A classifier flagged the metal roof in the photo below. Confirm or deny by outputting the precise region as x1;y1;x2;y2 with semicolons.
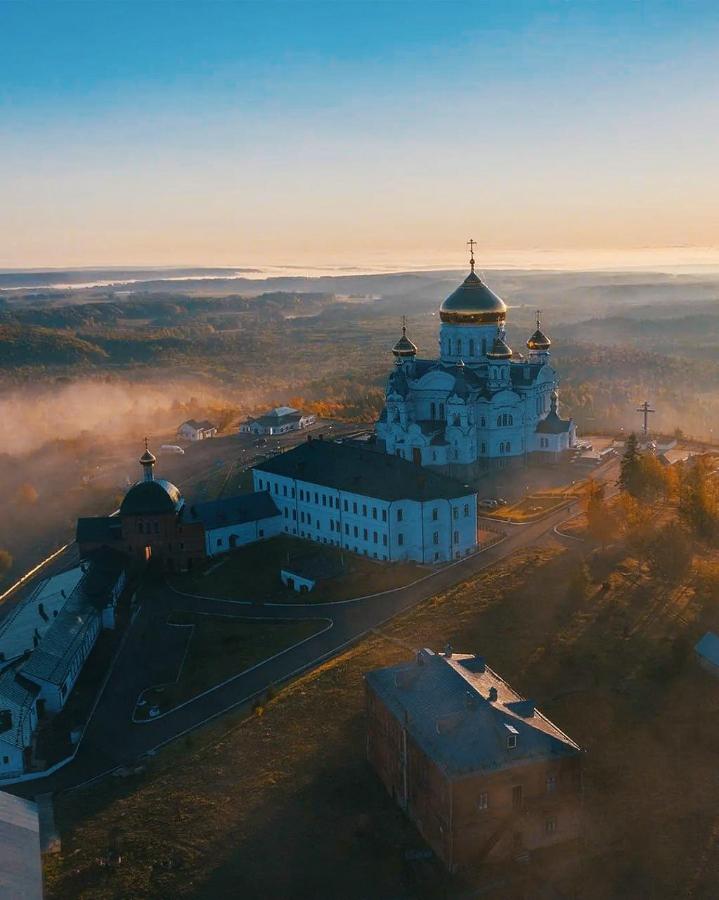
76;515;122;545
188;491;280;529
695;632;719;666
0;792;42;900
120;478;183;516
254;440;475;503
366;650;580;777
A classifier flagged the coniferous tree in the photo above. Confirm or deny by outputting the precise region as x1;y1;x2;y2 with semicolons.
619;433;643;497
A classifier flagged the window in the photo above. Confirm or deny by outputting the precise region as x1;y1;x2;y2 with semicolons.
362;504;367;517
433;531;439;545
284;508;289;518
2;756;8;765
397;508;403;522
430;401;436;420
506;441;511;453
330;520;334;532
258;479;263;490
363;528;368;540
291;488;295;498
283;485;288;496
382;509;387;522
454;530;459;544
372;507;377;520
480;416;486;427
512;785;523;808
507;733;517;749
383;534;388;546
314;492;319;504
453;414;460;426
344;499;348;512
316;519;320;529
481;442;486;454
545;817;557;834
455;338;461;356
453;508;458;520
373;532;378;543
439;403;445;419
274;483;279;494
482;338;487;355
292;510;296;520
398;533;404;546
322;495;327;506
217;538;222;547
546;774;557;794
432;507;438;521
336;520;340;532
354;525;358;538
464;503;469;517
478;792;489;811
469;338;475;356
353;501;358;514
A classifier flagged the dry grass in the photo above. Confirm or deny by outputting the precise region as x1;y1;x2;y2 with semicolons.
44;531;719;899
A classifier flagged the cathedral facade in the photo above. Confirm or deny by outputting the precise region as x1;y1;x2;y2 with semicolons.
376;255;576;479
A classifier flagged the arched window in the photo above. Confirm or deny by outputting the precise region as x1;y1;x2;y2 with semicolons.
499;441;505;453
455;338;462;356
445;338;451;356
482;338;487;355
430;402;436;420
506;441;511;453
453;414;460;426
507;414;513;426
439;403;445;419
480;416;486;427
469;339;475;356
497;415;502;428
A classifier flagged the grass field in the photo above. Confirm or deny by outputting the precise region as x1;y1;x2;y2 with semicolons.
488;482;588;522
45;524;719;899
172;536;424;604
135;614;327;718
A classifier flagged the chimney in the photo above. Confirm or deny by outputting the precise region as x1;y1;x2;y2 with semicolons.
488;686;498;702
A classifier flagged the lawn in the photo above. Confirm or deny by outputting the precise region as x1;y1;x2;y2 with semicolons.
45;526;719;899
488;482;587;522
134;613;327;719
172;535;424;604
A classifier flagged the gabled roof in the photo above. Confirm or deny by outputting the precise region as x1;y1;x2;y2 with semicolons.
188;491;280;529
0;791;43;900
76;515;122;545
254;440;475;502
0;671;38;750
366;650;580;776
180;419;216;431
535;411;572;434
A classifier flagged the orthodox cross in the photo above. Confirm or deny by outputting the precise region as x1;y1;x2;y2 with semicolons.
467;238;477;271
536;309;542;330
636;400;655;436
144;436;149;450
401;314;407;336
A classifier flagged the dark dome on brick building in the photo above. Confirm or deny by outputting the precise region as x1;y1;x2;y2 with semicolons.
120;479;184;516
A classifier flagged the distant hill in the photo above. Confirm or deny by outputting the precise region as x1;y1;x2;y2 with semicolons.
0;325;107;366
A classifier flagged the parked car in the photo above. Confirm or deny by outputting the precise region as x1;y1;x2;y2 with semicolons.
478;498;499;510
495;497;509;506
159;444;185;455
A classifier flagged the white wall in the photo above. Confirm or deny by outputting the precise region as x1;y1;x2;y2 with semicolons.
253;470;477;564
205;514;283;557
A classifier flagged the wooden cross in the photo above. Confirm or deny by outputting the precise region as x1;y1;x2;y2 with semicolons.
635;400;655;436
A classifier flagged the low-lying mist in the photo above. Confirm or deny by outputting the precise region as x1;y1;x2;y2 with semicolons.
0;376;261;457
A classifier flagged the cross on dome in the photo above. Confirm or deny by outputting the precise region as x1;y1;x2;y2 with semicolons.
467;238;477;272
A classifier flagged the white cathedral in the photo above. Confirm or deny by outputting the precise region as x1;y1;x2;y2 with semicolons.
376;249;577;479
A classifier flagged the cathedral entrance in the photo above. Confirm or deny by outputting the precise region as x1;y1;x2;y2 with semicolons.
412;448;421;466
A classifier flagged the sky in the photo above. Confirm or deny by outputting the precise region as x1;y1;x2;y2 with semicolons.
1;0;718;270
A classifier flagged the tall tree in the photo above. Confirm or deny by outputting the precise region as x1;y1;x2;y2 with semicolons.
585;480;615;548
619;433;643;497
679;458;719;542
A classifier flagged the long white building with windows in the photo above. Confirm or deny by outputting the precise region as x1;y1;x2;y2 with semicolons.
376;251;576;479
253;438;478;564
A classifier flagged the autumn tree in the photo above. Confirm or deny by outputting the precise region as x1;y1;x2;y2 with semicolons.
679;458;719;542
14;483;39;506
646;521;694;583
585;480;615;548
619;433;643;497
0;550;12;577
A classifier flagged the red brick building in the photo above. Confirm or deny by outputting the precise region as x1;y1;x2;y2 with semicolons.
76;444;205;571
365;648;582;870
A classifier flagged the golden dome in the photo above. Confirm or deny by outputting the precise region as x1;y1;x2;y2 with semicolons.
439;270;507;324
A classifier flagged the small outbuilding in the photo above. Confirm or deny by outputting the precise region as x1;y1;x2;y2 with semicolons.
178;419;218;441
280;553;345;593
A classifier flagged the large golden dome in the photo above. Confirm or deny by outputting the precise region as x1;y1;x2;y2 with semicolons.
439;271;507;324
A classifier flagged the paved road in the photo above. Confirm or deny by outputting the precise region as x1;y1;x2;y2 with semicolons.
13;458;618;796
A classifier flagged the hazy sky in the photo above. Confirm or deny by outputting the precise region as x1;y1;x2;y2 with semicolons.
1;0;718;269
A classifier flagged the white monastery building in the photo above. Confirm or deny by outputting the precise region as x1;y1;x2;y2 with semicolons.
253;438;478;564
376;247;576;478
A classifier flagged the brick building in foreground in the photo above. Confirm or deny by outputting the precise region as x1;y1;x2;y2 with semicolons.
365;648;582;870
